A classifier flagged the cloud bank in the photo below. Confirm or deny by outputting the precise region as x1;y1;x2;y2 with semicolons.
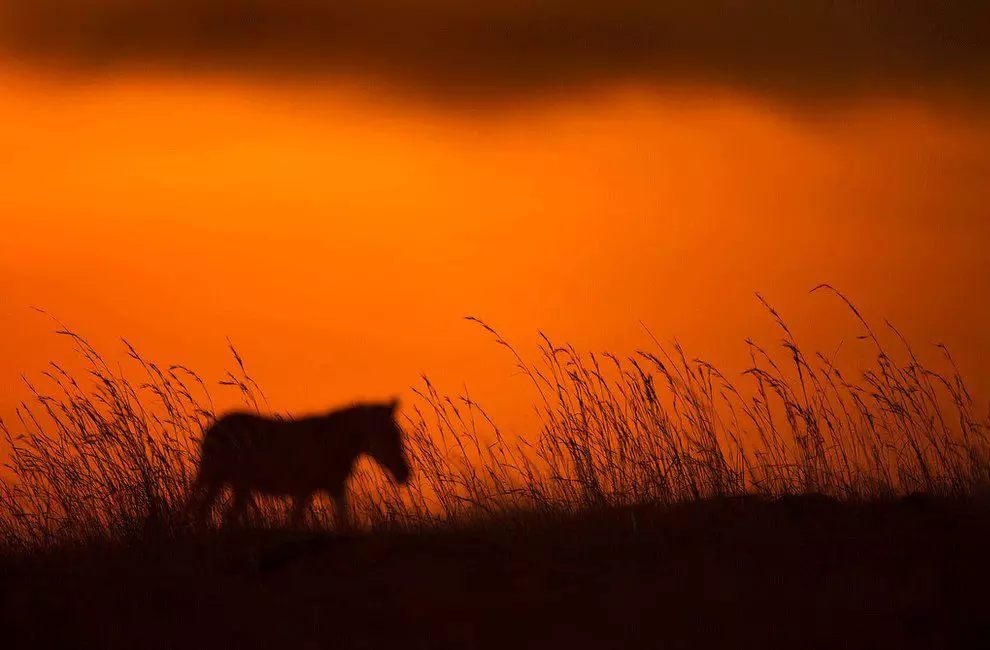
2;1;987;103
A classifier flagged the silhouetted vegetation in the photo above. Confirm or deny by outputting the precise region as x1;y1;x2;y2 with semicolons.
2;287;990;647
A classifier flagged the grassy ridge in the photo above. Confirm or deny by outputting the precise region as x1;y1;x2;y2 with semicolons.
5;493;990;649
3;288;990;648
2;286;988;547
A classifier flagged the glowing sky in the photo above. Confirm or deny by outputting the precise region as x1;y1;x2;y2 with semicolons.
1;1;989;439
2;63;988;441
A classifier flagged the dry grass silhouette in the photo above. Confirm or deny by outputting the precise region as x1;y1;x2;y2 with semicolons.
3;287;990;648
1;286;988;548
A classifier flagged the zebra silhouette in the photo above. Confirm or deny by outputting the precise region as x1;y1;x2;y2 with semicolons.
185;399;410;529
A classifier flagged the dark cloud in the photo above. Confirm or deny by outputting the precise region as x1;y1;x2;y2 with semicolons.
2;1;987;103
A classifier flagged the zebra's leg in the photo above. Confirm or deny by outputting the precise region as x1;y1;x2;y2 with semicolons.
290;492;314;529
332;490;350;532
225;487;252;528
187;475;222;530
182;474;205;524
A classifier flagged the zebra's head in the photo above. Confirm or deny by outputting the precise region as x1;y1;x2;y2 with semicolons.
364;398;411;485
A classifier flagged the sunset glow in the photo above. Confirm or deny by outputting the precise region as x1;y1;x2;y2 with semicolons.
5;4;990;647
3;64;990;442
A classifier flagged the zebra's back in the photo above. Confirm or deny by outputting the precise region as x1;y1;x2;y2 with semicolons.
197;412;357;496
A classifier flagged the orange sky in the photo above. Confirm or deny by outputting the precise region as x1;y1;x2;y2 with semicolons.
2;67;989;440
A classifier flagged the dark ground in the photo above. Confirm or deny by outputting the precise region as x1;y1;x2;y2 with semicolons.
3;494;990;649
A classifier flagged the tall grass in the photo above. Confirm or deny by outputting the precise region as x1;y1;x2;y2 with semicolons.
2;286;989;549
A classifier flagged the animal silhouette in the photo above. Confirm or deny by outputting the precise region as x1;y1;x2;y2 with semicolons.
185;399;410;529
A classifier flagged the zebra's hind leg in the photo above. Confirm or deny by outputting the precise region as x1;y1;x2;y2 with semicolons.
185;474;222;530
225;487;254;528
332;490;350;532
289;492;314;530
